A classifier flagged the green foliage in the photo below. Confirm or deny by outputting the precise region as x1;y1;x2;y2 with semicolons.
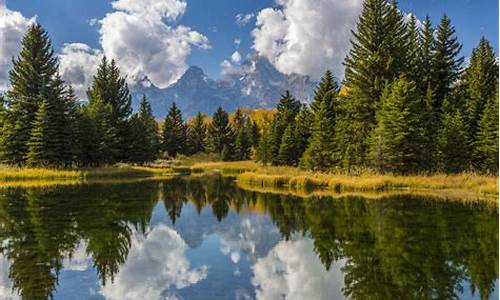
207;106;235;160
432;15;464;111
311;70;338;115
436;99;469;173
368;77;430;173
232;109;252;160
293;107;313;161
473;90;499;173
128;95;159;164
162;102;187;158
417;16;435;93
278;124;297;166
188;112;207;154
256;125;272;165
462;38;499;145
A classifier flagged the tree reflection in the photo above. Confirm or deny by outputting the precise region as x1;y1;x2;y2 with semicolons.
0;177;497;300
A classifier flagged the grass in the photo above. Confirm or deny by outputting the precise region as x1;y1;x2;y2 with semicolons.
187;160;498;204
0;164;177;182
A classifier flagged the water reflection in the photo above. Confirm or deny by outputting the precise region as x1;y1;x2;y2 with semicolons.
0;176;497;300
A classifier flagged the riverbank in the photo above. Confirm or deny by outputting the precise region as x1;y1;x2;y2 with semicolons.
0;164;179;182
189;161;499;201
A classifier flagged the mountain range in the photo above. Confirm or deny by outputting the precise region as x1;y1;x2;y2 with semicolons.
130;55;318;118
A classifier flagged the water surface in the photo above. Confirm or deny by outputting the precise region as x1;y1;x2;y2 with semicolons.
0;176;497;300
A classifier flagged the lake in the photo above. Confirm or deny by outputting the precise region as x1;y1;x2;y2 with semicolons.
0;175;497;300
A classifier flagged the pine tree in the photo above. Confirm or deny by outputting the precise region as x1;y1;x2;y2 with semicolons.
293;107;313;162
128;95;159;163
256;125;272;165
473;90;499;173
436;99;469;173
232;109;251;160
344;0;407;117
311;70;338;115
300;99;336;171
368;77;429;173
417;16;435;93
463;38;499;144
432;15;464;112
269;91;301;165
162;102;187;158
26;100;54;166
278;124;297;166
188;112;207;154
405;14;421;83
1;24;59;165
86;56;132;163
207;106;235;160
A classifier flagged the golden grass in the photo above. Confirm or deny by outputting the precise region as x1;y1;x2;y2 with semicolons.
190;161;259;174
0;164;177;183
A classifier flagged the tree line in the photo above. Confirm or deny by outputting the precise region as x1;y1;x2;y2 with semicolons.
257;0;498;174
0;0;497;174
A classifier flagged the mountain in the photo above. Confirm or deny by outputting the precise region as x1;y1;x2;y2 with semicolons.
130;55;318;118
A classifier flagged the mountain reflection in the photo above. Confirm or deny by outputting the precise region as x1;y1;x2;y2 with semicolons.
0;176;497;300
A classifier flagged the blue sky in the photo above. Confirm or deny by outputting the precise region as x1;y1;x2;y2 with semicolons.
3;0;498;94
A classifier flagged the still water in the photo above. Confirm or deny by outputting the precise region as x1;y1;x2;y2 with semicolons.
0;176;497;300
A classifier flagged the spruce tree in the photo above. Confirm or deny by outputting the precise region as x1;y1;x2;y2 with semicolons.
1;23;59;165
463;38;499;145
432;15;464;112
256;124;272;165
300;99;336;171
26;100;54;166
86;56;132;163
207;106;235;160
128;95;159;163
310;70;338;115
417;16;436;94
162;102;187;157
368;77;429;173
405;14;421;83
232;109;251;160
188;112;207;154
473;90;499;173
293;107;312;161
436;99;469;173
269;91;301;165
278;124;297;166
344;0;407;116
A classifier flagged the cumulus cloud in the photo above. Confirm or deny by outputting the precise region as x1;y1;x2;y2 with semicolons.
100;224;208;300
251;0;363;79
252;238;346;300
62;240;92;271
0;2;35;90
231;51;241;63
235;13;255;26
58;43;103;98
58;0;209;96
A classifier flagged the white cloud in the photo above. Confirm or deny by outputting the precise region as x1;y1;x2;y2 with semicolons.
88;18;98;26
0;254;20;300
100;224;208;300
58;0;209;95
252;237;346;300
234;38;241;48
235;13;255;26
220;59;233;75
63;240;92;271
231;51;241;63
0;2;35;90
251;0;363;79
58;43;102;98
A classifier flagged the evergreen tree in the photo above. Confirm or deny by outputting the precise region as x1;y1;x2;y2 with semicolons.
463;38;499;144
278;124;297;166
162;102;187;157
368;77;429;173
128;95;159;163
86;56;132;163
249;119;260;148
311;70;338;115
405;14;421;83
436;99;469;173
417;16;436;93
232;109;251;160
269;91;301;165
300;99;336;171
293;107;313;162
26;100;54;166
188;112;207;154
344;0;407;118
432;15;464;112
207;106;235;160
256;124;272;165
1;24;59;165
473;90;499;173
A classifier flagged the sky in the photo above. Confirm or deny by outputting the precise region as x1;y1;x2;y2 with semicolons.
1;0;498;97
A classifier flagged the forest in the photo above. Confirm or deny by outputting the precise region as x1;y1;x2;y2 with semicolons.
0;0;498;175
